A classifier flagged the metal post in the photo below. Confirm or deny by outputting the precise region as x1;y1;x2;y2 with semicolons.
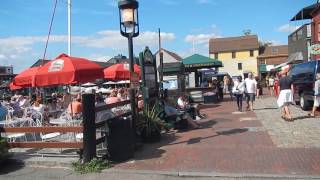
82;93;96;163
68;0;71;56
159;28;164;89
128;35;136;143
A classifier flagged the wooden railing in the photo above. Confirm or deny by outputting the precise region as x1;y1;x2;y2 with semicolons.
0;94;139;163
0;126;83;149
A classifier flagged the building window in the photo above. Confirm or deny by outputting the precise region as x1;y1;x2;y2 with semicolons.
238;63;242;70
232;52;236;58
271;48;279;54
214;53;218;59
250;50;254;57
259;59;265;64
291;33;297;42
297;29;303;40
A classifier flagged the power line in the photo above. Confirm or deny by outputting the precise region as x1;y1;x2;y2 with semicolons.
42;0;58;65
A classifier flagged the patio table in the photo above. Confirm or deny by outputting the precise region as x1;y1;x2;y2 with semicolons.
0;118;33;127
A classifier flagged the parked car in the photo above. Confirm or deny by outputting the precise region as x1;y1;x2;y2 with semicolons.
288;60;320;110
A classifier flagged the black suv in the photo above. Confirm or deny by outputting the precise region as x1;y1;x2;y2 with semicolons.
288;60;320;110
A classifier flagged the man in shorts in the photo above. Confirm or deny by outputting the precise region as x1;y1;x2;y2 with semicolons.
244;72;257;111
309;73;320;117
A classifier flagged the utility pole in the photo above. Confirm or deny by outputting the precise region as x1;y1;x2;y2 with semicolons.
68;0;71;56
158;28;163;90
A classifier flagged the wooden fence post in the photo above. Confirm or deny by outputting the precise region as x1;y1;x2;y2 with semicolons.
82;93;96;163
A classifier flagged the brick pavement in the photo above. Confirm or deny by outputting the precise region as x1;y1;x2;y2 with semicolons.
254;96;320;148
114;97;320;176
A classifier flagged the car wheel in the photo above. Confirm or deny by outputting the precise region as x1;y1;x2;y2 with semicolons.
300;94;309;111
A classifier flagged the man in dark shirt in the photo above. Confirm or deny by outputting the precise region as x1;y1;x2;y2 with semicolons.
277;71;294;121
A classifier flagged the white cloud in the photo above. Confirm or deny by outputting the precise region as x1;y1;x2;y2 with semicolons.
0;29;176;72
82;30;175;50
260;39;284;46
277;24;300;33
88;54;112;62
185;33;221;44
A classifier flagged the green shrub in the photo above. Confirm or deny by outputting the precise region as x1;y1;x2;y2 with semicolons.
72;158;112;174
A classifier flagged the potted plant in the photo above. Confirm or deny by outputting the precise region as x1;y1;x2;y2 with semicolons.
139;104;163;143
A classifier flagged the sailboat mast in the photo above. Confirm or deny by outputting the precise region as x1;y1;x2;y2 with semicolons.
68;0;71;56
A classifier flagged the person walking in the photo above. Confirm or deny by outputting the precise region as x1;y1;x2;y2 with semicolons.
277;71;294;121
274;74;280;97
309;73;320;117
255;76;261;98
244;72;257;111
269;76;275;96
232;77;245;112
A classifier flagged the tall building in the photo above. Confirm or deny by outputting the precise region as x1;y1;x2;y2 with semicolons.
209;35;259;77
257;45;288;80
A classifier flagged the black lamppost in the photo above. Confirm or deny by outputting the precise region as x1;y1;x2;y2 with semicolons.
118;0;139;139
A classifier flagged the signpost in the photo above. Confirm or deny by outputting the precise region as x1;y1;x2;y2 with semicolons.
139;47;159;105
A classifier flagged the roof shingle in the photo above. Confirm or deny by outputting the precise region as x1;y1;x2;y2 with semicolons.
209;35;259;54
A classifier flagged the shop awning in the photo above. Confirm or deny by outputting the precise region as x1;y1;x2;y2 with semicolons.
259;64;267;73
158;62;184;74
182;54;223;69
290;3;319;21
272;52;304;71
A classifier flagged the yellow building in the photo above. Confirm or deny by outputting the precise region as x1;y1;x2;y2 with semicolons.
209;35;259;77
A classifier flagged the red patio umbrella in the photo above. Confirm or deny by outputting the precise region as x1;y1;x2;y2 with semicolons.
9;82;22;90
104;63;141;80
32;53;103;87
11;67;39;89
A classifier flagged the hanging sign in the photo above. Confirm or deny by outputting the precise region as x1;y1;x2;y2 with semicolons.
311;44;320;55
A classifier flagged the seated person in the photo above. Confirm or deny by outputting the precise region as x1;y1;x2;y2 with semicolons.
0;102;7;121
177;95;204;120
165;96;201;129
105;91;120;104
68;94;82;119
95;95;115;123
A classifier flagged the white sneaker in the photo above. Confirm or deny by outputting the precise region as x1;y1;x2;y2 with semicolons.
195;116;201;120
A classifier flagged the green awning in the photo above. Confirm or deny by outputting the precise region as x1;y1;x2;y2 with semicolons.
182;54;223;68
158;62;184;74
259;64;267;72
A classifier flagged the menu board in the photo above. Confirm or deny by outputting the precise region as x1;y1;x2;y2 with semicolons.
145;66;156;88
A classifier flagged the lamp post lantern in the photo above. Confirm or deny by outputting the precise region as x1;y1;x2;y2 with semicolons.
118;0;139;142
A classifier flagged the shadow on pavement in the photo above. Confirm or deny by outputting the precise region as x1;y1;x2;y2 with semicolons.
291;115;311;121
254;107;278;110
216;128;248;135
200;104;221;110
130;132;177;161
164;128;248;147
0;159;25;175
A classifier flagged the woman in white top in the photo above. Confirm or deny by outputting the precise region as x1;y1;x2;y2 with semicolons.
232;77;245;112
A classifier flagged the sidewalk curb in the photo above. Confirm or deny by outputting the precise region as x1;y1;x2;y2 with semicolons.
103;169;320;179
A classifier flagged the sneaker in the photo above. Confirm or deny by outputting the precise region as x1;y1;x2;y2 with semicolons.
195;116;201;120
199;114;206;119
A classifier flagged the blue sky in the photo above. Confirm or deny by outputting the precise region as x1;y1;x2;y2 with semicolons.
0;0;315;73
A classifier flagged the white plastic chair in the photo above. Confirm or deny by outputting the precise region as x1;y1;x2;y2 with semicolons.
32;111;61;141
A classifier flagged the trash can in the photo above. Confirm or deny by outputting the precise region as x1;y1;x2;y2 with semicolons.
107;117;134;162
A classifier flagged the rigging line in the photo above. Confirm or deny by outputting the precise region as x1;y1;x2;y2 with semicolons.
42;0;58;66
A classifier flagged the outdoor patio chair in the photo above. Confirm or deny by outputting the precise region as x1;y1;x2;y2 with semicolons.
32;111;61;141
